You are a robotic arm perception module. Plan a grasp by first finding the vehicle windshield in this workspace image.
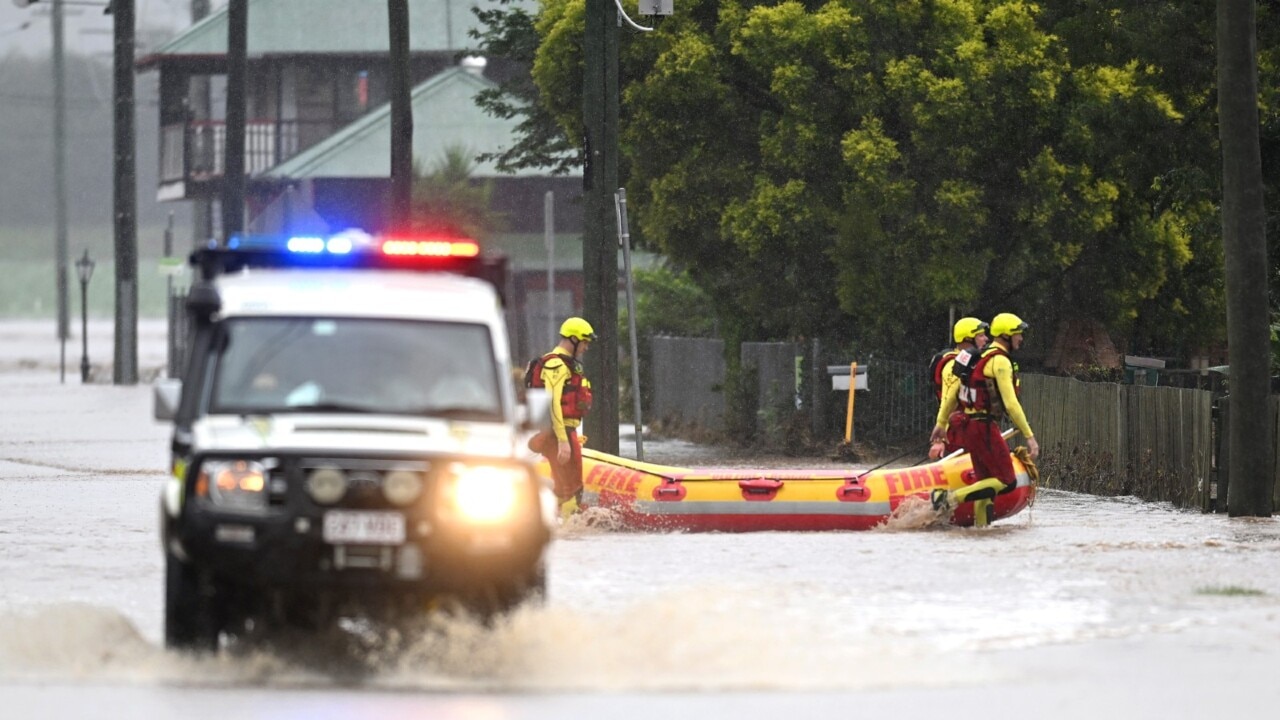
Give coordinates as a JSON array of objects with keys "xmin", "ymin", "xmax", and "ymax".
[{"xmin": 209, "ymin": 317, "xmax": 503, "ymax": 421}]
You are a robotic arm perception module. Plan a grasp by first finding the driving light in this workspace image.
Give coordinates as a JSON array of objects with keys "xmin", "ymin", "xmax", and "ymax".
[
  {"xmin": 307, "ymin": 466, "xmax": 347, "ymax": 505},
  {"xmin": 199, "ymin": 459, "xmax": 268, "ymax": 512},
  {"xmin": 443, "ymin": 463, "xmax": 526, "ymax": 524},
  {"xmin": 383, "ymin": 469, "xmax": 424, "ymax": 506}
]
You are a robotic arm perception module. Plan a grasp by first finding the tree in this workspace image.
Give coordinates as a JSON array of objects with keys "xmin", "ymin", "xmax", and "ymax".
[
  {"xmin": 410, "ymin": 146, "xmax": 502, "ymax": 239},
  {"xmin": 470, "ymin": 0, "xmax": 1280, "ymax": 376},
  {"xmin": 525, "ymin": 0, "xmax": 1213, "ymax": 360},
  {"xmin": 467, "ymin": 0, "xmax": 581, "ymax": 175}
]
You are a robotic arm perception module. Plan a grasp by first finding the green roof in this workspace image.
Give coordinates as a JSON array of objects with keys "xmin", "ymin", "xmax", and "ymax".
[
  {"xmin": 263, "ymin": 67, "xmax": 577, "ymax": 180},
  {"xmin": 148, "ymin": 0, "xmax": 528, "ymax": 57}
]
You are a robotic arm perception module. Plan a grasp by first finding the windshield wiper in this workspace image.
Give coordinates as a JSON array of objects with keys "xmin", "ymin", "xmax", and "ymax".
[
  {"xmin": 286, "ymin": 401, "xmax": 381, "ymax": 414},
  {"xmin": 425, "ymin": 406, "xmax": 501, "ymax": 421}
]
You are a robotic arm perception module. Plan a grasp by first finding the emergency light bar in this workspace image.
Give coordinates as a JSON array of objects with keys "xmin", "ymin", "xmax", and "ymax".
[{"xmin": 196, "ymin": 230, "xmax": 488, "ymax": 279}]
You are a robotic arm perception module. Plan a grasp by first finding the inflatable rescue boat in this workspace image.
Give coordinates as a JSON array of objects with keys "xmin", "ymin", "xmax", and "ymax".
[{"xmin": 570, "ymin": 446, "xmax": 1037, "ymax": 531}]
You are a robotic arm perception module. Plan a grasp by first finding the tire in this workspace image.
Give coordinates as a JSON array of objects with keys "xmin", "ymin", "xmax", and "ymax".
[
  {"xmin": 465, "ymin": 561, "xmax": 549, "ymax": 620},
  {"xmin": 164, "ymin": 551, "xmax": 220, "ymax": 652}
]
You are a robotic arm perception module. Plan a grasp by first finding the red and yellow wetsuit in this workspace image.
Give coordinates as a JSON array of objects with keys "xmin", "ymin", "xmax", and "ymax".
[
  {"xmin": 955, "ymin": 343, "xmax": 1034, "ymax": 488},
  {"xmin": 529, "ymin": 348, "xmax": 592, "ymax": 502}
]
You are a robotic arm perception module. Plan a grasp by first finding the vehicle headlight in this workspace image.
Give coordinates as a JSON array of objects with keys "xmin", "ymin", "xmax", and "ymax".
[
  {"xmin": 383, "ymin": 469, "xmax": 424, "ymax": 506},
  {"xmin": 441, "ymin": 463, "xmax": 527, "ymax": 525},
  {"xmin": 197, "ymin": 459, "xmax": 267, "ymax": 512},
  {"xmin": 306, "ymin": 466, "xmax": 347, "ymax": 505}
]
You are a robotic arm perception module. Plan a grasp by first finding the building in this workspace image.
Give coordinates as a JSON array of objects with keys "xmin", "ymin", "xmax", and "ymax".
[{"xmin": 136, "ymin": 0, "xmax": 590, "ymax": 359}]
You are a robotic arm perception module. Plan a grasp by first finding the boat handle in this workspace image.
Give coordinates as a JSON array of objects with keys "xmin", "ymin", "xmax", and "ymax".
[
  {"xmin": 655, "ymin": 485, "xmax": 683, "ymax": 496},
  {"xmin": 840, "ymin": 484, "xmax": 868, "ymax": 497},
  {"xmin": 738, "ymin": 478, "xmax": 783, "ymax": 492}
]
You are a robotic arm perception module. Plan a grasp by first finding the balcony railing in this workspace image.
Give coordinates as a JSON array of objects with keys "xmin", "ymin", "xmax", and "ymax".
[{"xmin": 160, "ymin": 120, "xmax": 319, "ymax": 185}]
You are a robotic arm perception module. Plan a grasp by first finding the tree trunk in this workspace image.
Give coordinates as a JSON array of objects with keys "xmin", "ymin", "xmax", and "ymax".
[{"xmin": 1218, "ymin": 0, "xmax": 1274, "ymax": 516}]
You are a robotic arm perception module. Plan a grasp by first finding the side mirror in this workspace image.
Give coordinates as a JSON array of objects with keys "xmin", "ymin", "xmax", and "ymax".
[
  {"xmin": 520, "ymin": 388, "xmax": 552, "ymax": 431},
  {"xmin": 153, "ymin": 378, "xmax": 183, "ymax": 421},
  {"xmin": 185, "ymin": 279, "xmax": 221, "ymax": 325}
]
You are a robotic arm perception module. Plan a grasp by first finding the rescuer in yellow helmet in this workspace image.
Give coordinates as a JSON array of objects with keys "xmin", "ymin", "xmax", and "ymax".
[
  {"xmin": 928, "ymin": 317, "xmax": 990, "ymax": 460},
  {"xmin": 525, "ymin": 317, "xmax": 595, "ymax": 516},
  {"xmin": 929, "ymin": 312, "xmax": 1039, "ymax": 527}
]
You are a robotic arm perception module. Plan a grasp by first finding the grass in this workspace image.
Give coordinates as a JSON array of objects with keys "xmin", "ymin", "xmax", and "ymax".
[
  {"xmin": 0, "ymin": 222, "xmax": 186, "ymax": 319},
  {"xmin": 1194, "ymin": 585, "xmax": 1266, "ymax": 597},
  {"xmin": 1, "ymin": 258, "xmax": 176, "ymax": 319}
]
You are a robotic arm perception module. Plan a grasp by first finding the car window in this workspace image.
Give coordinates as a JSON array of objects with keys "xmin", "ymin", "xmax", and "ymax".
[{"xmin": 209, "ymin": 317, "xmax": 503, "ymax": 420}]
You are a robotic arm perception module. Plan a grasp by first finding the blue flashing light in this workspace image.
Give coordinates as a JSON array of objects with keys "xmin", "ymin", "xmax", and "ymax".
[
  {"xmin": 325, "ymin": 236, "xmax": 354, "ymax": 254},
  {"xmin": 194, "ymin": 229, "xmax": 488, "ymax": 279},
  {"xmin": 286, "ymin": 236, "xmax": 327, "ymax": 254}
]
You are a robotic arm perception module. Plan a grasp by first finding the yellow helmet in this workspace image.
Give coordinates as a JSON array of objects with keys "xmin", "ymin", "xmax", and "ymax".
[
  {"xmin": 990, "ymin": 312, "xmax": 1029, "ymax": 338},
  {"xmin": 559, "ymin": 317, "xmax": 596, "ymax": 342},
  {"xmin": 953, "ymin": 317, "xmax": 990, "ymax": 344}
]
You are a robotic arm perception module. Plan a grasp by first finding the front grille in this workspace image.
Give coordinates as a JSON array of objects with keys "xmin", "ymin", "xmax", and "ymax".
[{"xmin": 295, "ymin": 457, "xmax": 431, "ymax": 509}]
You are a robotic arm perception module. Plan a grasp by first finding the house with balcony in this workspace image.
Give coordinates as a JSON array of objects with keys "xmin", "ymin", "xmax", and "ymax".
[
  {"xmin": 136, "ymin": 0, "xmax": 588, "ymax": 357},
  {"xmin": 135, "ymin": 0, "xmax": 577, "ymax": 229}
]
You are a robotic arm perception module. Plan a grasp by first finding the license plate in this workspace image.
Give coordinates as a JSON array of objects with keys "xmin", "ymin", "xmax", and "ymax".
[{"xmin": 322, "ymin": 511, "xmax": 406, "ymax": 545}]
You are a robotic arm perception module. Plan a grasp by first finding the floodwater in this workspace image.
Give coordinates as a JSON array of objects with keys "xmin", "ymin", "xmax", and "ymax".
[{"xmin": 1, "ymin": 320, "xmax": 1278, "ymax": 718}]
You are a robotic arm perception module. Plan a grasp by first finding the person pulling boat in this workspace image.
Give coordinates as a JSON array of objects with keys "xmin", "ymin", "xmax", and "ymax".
[{"xmin": 929, "ymin": 312, "xmax": 1040, "ymax": 527}]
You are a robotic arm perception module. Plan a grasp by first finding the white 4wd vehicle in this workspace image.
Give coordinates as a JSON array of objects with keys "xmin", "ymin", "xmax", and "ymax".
[{"xmin": 154, "ymin": 238, "xmax": 554, "ymax": 651}]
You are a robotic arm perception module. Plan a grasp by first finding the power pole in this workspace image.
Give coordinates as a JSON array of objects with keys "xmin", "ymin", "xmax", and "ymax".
[
  {"xmin": 112, "ymin": 0, "xmax": 138, "ymax": 384},
  {"xmin": 581, "ymin": 0, "xmax": 620, "ymax": 454},
  {"xmin": 223, "ymin": 0, "xmax": 247, "ymax": 241},
  {"xmin": 190, "ymin": 0, "xmax": 213, "ymax": 244},
  {"xmin": 1218, "ymin": 0, "xmax": 1274, "ymax": 516},
  {"xmin": 52, "ymin": 0, "xmax": 68, "ymax": 362},
  {"xmin": 388, "ymin": 0, "xmax": 413, "ymax": 229}
]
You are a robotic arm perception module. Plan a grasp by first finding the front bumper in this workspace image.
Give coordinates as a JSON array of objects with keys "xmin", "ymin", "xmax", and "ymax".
[{"xmin": 166, "ymin": 497, "xmax": 550, "ymax": 596}]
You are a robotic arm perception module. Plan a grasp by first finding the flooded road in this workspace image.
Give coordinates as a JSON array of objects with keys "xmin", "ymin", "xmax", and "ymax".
[{"xmin": 1, "ymin": 321, "xmax": 1278, "ymax": 717}]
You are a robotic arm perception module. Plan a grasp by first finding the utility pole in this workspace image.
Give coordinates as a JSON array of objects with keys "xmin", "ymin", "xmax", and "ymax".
[
  {"xmin": 222, "ymin": 0, "xmax": 247, "ymax": 242},
  {"xmin": 190, "ymin": 0, "xmax": 213, "ymax": 244},
  {"xmin": 52, "ymin": 0, "xmax": 69, "ymax": 365},
  {"xmin": 581, "ymin": 0, "xmax": 620, "ymax": 454},
  {"xmin": 387, "ymin": 0, "xmax": 413, "ymax": 229},
  {"xmin": 112, "ymin": 0, "xmax": 138, "ymax": 384},
  {"xmin": 1218, "ymin": 0, "xmax": 1274, "ymax": 516}
]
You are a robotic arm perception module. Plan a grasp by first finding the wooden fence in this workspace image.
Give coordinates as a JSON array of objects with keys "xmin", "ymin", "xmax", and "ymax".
[{"xmin": 1021, "ymin": 374, "xmax": 1215, "ymax": 509}]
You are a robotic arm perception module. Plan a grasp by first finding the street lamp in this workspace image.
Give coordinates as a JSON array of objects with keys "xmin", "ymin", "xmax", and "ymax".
[{"xmin": 75, "ymin": 249, "xmax": 95, "ymax": 383}]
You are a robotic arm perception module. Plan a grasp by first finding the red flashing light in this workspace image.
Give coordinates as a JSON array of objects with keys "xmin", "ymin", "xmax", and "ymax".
[{"xmin": 380, "ymin": 237, "xmax": 481, "ymax": 259}]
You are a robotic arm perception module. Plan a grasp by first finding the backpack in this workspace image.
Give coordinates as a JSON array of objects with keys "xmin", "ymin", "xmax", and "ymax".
[
  {"xmin": 928, "ymin": 348, "xmax": 958, "ymax": 399},
  {"xmin": 523, "ymin": 351, "xmax": 564, "ymax": 389},
  {"xmin": 523, "ymin": 355, "xmax": 548, "ymax": 389}
]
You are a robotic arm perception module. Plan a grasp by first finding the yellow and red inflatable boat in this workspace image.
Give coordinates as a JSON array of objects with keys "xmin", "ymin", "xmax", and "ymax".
[{"xmin": 571, "ymin": 447, "xmax": 1036, "ymax": 531}]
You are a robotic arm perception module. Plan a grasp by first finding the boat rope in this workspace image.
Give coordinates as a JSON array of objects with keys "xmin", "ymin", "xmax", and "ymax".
[{"xmin": 855, "ymin": 443, "xmax": 933, "ymax": 479}]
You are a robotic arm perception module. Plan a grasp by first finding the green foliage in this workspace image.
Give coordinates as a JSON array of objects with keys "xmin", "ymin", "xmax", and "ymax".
[
  {"xmin": 722, "ymin": 357, "xmax": 760, "ymax": 446},
  {"xmin": 466, "ymin": 0, "xmax": 581, "ymax": 174},
  {"xmin": 626, "ymin": 265, "xmax": 718, "ymax": 338},
  {"xmin": 475, "ymin": 0, "xmax": 1256, "ymax": 360},
  {"xmin": 410, "ymin": 146, "xmax": 502, "ymax": 238},
  {"xmin": 618, "ymin": 265, "xmax": 717, "ymax": 422},
  {"xmin": 1272, "ymin": 318, "xmax": 1280, "ymax": 375}
]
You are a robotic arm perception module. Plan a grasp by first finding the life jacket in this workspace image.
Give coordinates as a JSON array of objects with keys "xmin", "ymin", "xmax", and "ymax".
[
  {"xmin": 524, "ymin": 351, "xmax": 593, "ymax": 420},
  {"xmin": 928, "ymin": 348, "xmax": 959, "ymax": 400},
  {"xmin": 958, "ymin": 345, "xmax": 1020, "ymax": 418}
]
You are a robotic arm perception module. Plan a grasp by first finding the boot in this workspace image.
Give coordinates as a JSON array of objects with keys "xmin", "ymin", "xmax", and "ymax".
[{"xmin": 973, "ymin": 498, "xmax": 994, "ymax": 528}]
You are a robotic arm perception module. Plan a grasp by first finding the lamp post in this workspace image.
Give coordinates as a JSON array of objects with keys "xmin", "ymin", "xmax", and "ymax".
[{"xmin": 75, "ymin": 249, "xmax": 95, "ymax": 383}]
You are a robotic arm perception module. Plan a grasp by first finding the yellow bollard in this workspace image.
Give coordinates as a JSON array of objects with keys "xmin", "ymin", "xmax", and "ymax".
[{"xmin": 844, "ymin": 361, "xmax": 857, "ymax": 444}]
